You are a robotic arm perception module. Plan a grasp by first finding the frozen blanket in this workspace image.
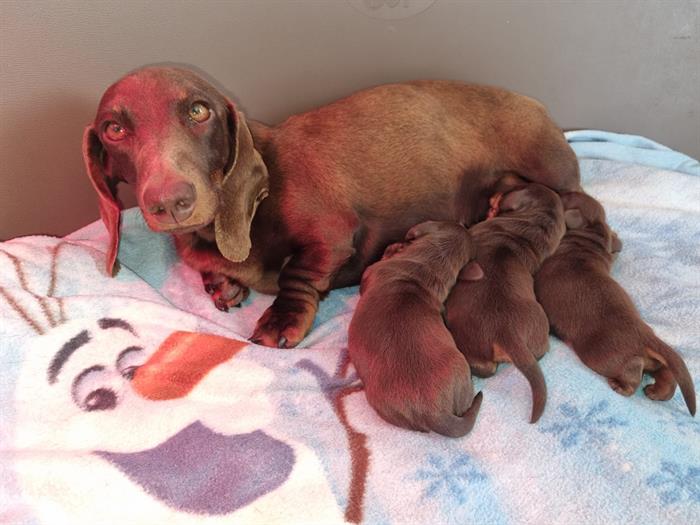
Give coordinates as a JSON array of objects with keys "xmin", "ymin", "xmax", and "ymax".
[{"xmin": 1, "ymin": 131, "xmax": 699, "ymax": 525}]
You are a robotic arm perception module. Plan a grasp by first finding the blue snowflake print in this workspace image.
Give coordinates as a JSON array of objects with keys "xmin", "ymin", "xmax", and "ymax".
[
  {"xmin": 412, "ymin": 453, "xmax": 486, "ymax": 506},
  {"xmin": 646, "ymin": 461, "xmax": 700, "ymax": 506},
  {"xmin": 540, "ymin": 400, "xmax": 627, "ymax": 449}
]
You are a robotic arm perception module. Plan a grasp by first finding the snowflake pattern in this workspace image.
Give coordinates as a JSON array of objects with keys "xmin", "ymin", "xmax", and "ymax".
[
  {"xmin": 646, "ymin": 461, "xmax": 700, "ymax": 506},
  {"xmin": 540, "ymin": 400, "xmax": 627, "ymax": 449},
  {"xmin": 412, "ymin": 452, "xmax": 487, "ymax": 506}
]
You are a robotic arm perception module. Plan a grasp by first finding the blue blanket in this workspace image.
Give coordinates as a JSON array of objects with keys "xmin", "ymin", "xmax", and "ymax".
[{"xmin": 1, "ymin": 130, "xmax": 698, "ymax": 524}]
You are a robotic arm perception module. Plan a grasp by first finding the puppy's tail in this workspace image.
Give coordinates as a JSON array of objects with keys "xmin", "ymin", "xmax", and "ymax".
[
  {"xmin": 646, "ymin": 335, "xmax": 696, "ymax": 416},
  {"xmin": 495, "ymin": 342, "xmax": 547, "ymax": 423},
  {"xmin": 429, "ymin": 391, "xmax": 483, "ymax": 438}
]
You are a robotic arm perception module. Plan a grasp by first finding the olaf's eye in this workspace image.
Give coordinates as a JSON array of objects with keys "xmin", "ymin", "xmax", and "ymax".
[
  {"xmin": 116, "ymin": 345, "xmax": 146, "ymax": 380},
  {"xmin": 72, "ymin": 365, "xmax": 122, "ymax": 412}
]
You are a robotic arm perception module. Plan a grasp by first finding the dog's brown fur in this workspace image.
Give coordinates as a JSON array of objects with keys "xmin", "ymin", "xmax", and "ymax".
[
  {"xmin": 84, "ymin": 67, "xmax": 581, "ymax": 347},
  {"xmin": 348, "ymin": 221, "xmax": 484, "ymax": 437},
  {"xmin": 445, "ymin": 183, "xmax": 566, "ymax": 423},
  {"xmin": 534, "ymin": 192, "xmax": 696, "ymax": 415}
]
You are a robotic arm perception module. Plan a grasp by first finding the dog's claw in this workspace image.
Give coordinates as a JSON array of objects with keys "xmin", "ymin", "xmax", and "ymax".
[
  {"xmin": 200, "ymin": 272, "xmax": 249, "ymax": 311},
  {"xmin": 215, "ymin": 300, "xmax": 230, "ymax": 313},
  {"xmin": 251, "ymin": 301, "xmax": 315, "ymax": 348}
]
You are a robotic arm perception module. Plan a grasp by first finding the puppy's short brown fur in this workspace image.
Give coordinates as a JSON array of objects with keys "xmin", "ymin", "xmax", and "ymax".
[
  {"xmin": 534, "ymin": 192, "xmax": 696, "ymax": 415},
  {"xmin": 348, "ymin": 221, "xmax": 484, "ymax": 437},
  {"xmin": 445, "ymin": 182, "xmax": 566, "ymax": 423}
]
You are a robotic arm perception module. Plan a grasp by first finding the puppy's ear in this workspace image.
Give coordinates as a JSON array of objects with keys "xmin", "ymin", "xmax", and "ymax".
[
  {"xmin": 564, "ymin": 209, "xmax": 586, "ymax": 229},
  {"xmin": 215, "ymin": 103, "xmax": 270, "ymax": 263},
  {"xmin": 499, "ymin": 187, "xmax": 532, "ymax": 213},
  {"xmin": 458, "ymin": 261, "xmax": 484, "ymax": 281},
  {"xmin": 610, "ymin": 230, "xmax": 623, "ymax": 253},
  {"xmin": 405, "ymin": 221, "xmax": 440, "ymax": 241},
  {"xmin": 82, "ymin": 126, "xmax": 121, "ymax": 276},
  {"xmin": 381, "ymin": 242, "xmax": 407, "ymax": 260}
]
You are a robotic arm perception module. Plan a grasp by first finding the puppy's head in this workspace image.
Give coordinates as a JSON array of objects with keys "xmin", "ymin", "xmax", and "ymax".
[
  {"xmin": 83, "ymin": 66, "xmax": 269, "ymax": 274},
  {"xmin": 560, "ymin": 192, "xmax": 622, "ymax": 254},
  {"xmin": 402, "ymin": 221, "xmax": 480, "ymax": 275},
  {"xmin": 498, "ymin": 183, "xmax": 561, "ymax": 215},
  {"xmin": 404, "ymin": 220, "xmax": 469, "ymax": 243}
]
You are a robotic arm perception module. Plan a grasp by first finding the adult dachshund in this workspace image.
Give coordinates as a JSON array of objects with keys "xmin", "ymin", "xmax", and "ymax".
[{"xmin": 84, "ymin": 66, "xmax": 580, "ymax": 348}]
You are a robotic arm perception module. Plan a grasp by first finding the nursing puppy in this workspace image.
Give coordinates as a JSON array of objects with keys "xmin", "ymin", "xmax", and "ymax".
[
  {"xmin": 348, "ymin": 221, "xmax": 484, "ymax": 437},
  {"xmin": 445, "ymin": 183, "xmax": 566, "ymax": 423},
  {"xmin": 534, "ymin": 192, "xmax": 696, "ymax": 415}
]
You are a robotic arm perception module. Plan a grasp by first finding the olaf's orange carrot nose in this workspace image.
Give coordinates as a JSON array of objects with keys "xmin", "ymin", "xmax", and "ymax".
[{"xmin": 132, "ymin": 331, "xmax": 247, "ymax": 400}]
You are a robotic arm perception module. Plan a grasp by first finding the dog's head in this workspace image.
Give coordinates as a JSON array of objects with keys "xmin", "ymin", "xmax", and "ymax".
[
  {"xmin": 560, "ymin": 192, "xmax": 622, "ymax": 254},
  {"xmin": 83, "ymin": 66, "xmax": 269, "ymax": 275}
]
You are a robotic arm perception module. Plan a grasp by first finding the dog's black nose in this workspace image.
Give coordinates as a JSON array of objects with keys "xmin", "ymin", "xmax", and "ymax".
[{"xmin": 143, "ymin": 181, "xmax": 196, "ymax": 224}]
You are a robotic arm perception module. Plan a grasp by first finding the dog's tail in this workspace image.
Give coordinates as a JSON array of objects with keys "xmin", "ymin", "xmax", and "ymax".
[
  {"xmin": 646, "ymin": 335, "xmax": 696, "ymax": 416},
  {"xmin": 428, "ymin": 391, "xmax": 483, "ymax": 438},
  {"xmin": 494, "ymin": 342, "xmax": 547, "ymax": 423}
]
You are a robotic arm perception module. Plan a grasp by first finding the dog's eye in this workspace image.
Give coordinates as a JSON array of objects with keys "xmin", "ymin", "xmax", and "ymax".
[
  {"xmin": 104, "ymin": 121, "xmax": 127, "ymax": 141},
  {"xmin": 189, "ymin": 102, "xmax": 211, "ymax": 123}
]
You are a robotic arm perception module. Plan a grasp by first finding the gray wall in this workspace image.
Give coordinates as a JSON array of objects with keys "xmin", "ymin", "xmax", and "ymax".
[{"xmin": 1, "ymin": 0, "xmax": 698, "ymax": 240}]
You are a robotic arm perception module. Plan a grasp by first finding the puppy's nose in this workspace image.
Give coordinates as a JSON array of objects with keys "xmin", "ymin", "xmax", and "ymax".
[{"xmin": 142, "ymin": 181, "xmax": 196, "ymax": 224}]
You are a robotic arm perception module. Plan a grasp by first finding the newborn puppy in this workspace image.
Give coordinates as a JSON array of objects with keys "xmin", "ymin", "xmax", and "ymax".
[
  {"xmin": 535, "ymin": 192, "xmax": 696, "ymax": 415},
  {"xmin": 348, "ymin": 221, "xmax": 484, "ymax": 437},
  {"xmin": 445, "ymin": 183, "xmax": 566, "ymax": 423}
]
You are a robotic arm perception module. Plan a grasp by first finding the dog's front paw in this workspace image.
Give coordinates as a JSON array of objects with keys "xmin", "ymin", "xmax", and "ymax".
[
  {"xmin": 249, "ymin": 299, "xmax": 316, "ymax": 348},
  {"xmin": 201, "ymin": 272, "xmax": 249, "ymax": 312}
]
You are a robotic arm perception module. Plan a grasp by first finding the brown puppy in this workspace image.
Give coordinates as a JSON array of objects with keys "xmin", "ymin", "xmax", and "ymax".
[
  {"xmin": 534, "ymin": 192, "xmax": 696, "ymax": 415},
  {"xmin": 84, "ymin": 67, "xmax": 581, "ymax": 348},
  {"xmin": 445, "ymin": 183, "xmax": 566, "ymax": 423},
  {"xmin": 348, "ymin": 221, "xmax": 484, "ymax": 437}
]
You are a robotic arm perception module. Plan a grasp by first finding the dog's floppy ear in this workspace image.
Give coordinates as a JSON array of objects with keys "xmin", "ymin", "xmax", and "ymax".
[
  {"xmin": 82, "ymin": 126, "xmax": 121, "ymax": 276},
  {"xmin": 214, "ymin": 104, "xmax": 269, "ymax": 263}
]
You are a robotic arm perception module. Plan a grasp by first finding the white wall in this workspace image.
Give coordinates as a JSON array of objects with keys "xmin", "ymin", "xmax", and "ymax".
[{"xmin": 1, "ymin": 0, "xmax": 698, "ymax": 239}]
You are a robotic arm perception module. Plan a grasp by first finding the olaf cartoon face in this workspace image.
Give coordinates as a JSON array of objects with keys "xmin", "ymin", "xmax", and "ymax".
[{"xmin": 6, "ymin": 241, "xmax": 343, "ymax": 525}]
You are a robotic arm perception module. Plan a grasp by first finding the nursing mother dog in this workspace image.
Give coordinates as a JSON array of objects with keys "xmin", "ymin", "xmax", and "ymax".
[{"xmin": 84, "ymin": 66, "xmax": 619, "ymax": 412}]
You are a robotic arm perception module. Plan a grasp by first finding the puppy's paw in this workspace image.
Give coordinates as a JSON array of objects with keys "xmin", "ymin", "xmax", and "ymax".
[
  {"xmin": 643, "ymin": 367, "xmax": 676, "ymax": 401},
  {"xmin": 201, "ymin": 272, "xmax": 249, "ymax": 312},
  {"xmin": 607, "ymin": 377, "xmax": 637, "ymax": 397},
  {"xmin": 250, "ymin": 299, "xmax": 316, "ymax": 348},
  {"xmin": 607, "ymin": 355, "xmax": 643, "ymax": 397},
  {"xmin": 470, "ymin": 360, "xmax": 498, "ymax": 378}
]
